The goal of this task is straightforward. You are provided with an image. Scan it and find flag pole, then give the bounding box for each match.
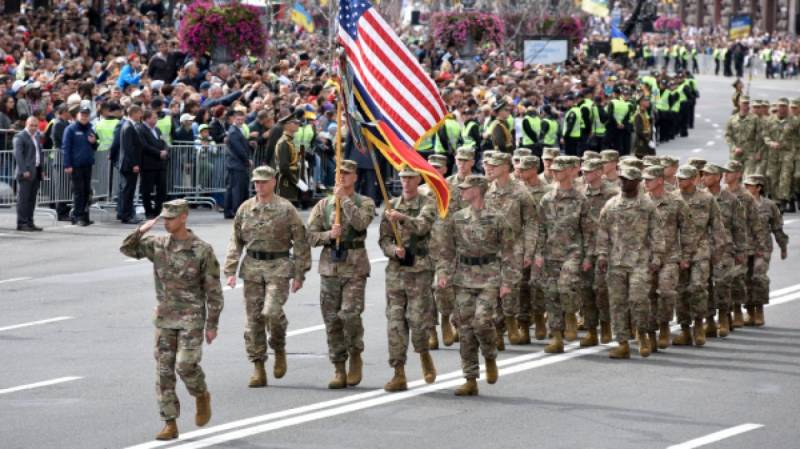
[365,138,403,247]
[334,84,343,249]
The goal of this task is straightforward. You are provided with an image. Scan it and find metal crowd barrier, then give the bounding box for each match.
[167,142,226,208]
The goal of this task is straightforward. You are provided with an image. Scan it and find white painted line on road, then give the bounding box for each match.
[705,141,715,146]
[692,149,703,153]
[704,118,711,123]
[223,283,243,292]
[125,283,800,449]
[370,257,388,263]
[712,123,720,128]
[0,376,82,395]
[783,219,797,225]
[0,316,74,333]
[0,277,33,285]
[286,325,326,337]
[666,423,763,449]
[125,259,147,263]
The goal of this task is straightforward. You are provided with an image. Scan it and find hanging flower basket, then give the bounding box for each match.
[178,0,267,60]
[501,14,585,45]
[430,12,505,48]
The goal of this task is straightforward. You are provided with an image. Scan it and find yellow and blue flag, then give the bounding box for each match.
[610,25,628,54]
[290,3,315,33]
[581,0,609,17]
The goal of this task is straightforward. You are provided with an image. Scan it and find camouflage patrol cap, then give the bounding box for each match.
[456,146,476,160]
[776,97,790,106]
[458,174,489,192]
[676,165,699,179]
[518,155,540,171]
[600,149,620,162]
[660,155,680,167]
[642,165,664,180]
[160,199,189,218]
[485,152,512,166]
[743,174,766,186]
[251,165,276,182]
[582,150,600,161]
[428,154,448,168]
[619,166,642,181]
[340,159,358,173]
[542,147,561,160]
[563,155,582,168]
[700,163,729,175]
[642,155,661,166]
[725,160,743,173]
[791,98,800,107]
[687,157,707,170]
[513,148,533,160]
[619,156,645,170]
[550,156,571,171]
[739,95,750,104]
[482,150,497,161]
[581,158,604,172]
[398,166,421,177]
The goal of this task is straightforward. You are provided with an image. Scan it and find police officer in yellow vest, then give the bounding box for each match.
[606,87,632,156]
[484,101,513,154]
[461,109,482,153]
[656,80,674,143]
[96,103,122,152]
[275,116,302,203]
[520,104,542,156]
[560,93,583,157]
[152,98,173,145]
[433,117,462,173]
[540,105,559,153]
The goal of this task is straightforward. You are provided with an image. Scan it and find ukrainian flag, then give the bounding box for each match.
[290,3,315,33]
[610,25,628,54]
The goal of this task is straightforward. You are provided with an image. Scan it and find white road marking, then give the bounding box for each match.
[0,376,82,395]
[125,259,147,263]
[692,149,703,153]
[783,219,797,225]
[286,325,326,337]
[705,141,715,146]
[124,283,800,449]
[712,123,720,128]
[704,118,711,123]
[0,277,33,285]
[666,423,763,449]
[369,257,388,263]
[0,316,74,333]
[222,283,243,291]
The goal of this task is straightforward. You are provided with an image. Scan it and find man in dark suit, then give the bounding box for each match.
[13,117,44,231]
[223,110,252,218]
[136,109,169,218]
[118,105,144,224]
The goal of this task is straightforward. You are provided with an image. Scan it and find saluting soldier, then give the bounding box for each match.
[379,167,438,392]
[437,175,519,396]
[120,200,224,441]
[223,166,311,388]
[307,160,375,389]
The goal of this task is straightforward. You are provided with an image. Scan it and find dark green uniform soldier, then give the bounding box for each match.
[275,116,302,202]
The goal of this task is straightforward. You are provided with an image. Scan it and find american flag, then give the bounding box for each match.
[337,0,448,148]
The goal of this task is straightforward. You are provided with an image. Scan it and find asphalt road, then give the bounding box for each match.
[1,74,800,449]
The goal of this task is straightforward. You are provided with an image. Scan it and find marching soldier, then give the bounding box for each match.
[600,149,620,185]
[660,155,680,192]
[540,147,561,184]
[120,200,224,441]
[764,98,799,212]
[535,156,594,353]
[379,167,438,392]
[421,153,448,349]
[223,166,311,387]
[307,160,376,389]
[725,97,759,175]
[597,166,665,358]
[437,175,519,396]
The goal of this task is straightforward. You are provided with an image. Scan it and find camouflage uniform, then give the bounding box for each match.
[578,161,619,332]
[307,189,375,364]
[745,178,788,306]
[724,105,759,175]
[433,171,470,323]
[379,191,437,367]
[120,202,224,422]
[223,191,311,364]
[763,105,797,201]
[752,100,771,177]
[522,175,553,323]
[596,175,665,342]
[437,176,520,379]
[535,165,594,334]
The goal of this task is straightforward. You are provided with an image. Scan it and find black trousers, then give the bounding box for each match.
[140,169,167,218]
[71,165,92,221]
[563,137,581,157]
[224,169,250,218]
[119,171,139,221]
[16,169,40,226]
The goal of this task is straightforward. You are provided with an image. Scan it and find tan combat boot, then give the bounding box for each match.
[639,332,651,358]
[441,315,455,347]
[544,330,564,354]
[505,317,522,345]
[384,365,408,392]
[755,305,765,326]
[658,323,671,349]
[248,360,267,388]
[517,319,531,345]
[496,332,506,351]
[420,351,436,384]
[744,305,756,326]
[564,313,578,341]
[579,328,599,347]
[347,351,363,386]
[732,305,745,328]
[273,351,287,379]
[328,362,347,389]
[428,328,439,350]
[155,420,178,441]
[195,391,211,427]
[672,326,693,346]
[485,357,498,384]
[600,321,612,344]
[693,319,706,346]
[704,316,717,339]
[648,331,658,354]
[533,312,547,340]
[609,341,631,359]
[718,313,730,337]
[454,377,479,396]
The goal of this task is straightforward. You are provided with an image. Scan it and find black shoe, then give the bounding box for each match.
[78,220,92,227]
[57,215,72,222]
[121,218,143,224]
[31,225,43,231]
[17,224,39,232]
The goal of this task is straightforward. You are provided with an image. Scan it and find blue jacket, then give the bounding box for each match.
[62,122,97,168]
[225,125,251,172]
[117,64,142,90]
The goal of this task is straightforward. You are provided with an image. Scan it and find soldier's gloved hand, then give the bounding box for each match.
[291,278,303,293]
[394,246,406,259]
[226,275,237,288]
[581,260,592,272]
[139,216,159,234]
[330,223,343,239]
[533,257,544,272]
[523,258,533,268]
[437,276,447,289]
[680,260,690,270]
[597,257,608,274]
[499,285,512,299]
[205,329,217,344]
